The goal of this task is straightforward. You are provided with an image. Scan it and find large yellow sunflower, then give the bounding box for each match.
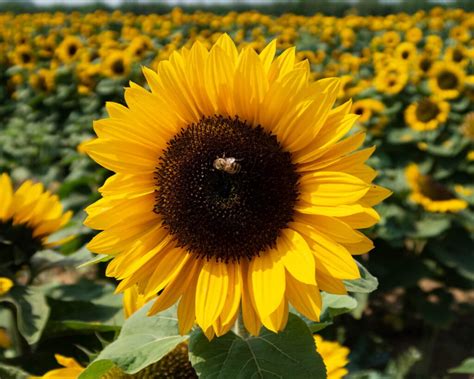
[0,173,72,264]
[428,61,465,100]
[83,35,390,338]
[314,335,350,379]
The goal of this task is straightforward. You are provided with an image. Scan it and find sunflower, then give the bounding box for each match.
[101,50,132,78]
[83,35,390,338]
[444,45,470,67]
[314,335,350,379]
[29,68,55,93]
[374,61,408,95]
[0,277,13,295]
[428,61,465,100]
[395,42,417,63]
[404,97,450,131]
[0,173,72,267]
[32,355,84,379]
[405,164,467,213]
[56,36,83,63]
[12,44,35,68]
[351,99,385,124]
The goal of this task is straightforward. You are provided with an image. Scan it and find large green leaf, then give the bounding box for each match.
[78,302,187,378]
[189,313,327,379]
[449,357,474,374]
[1,286,50,345]
[344,261,379,293]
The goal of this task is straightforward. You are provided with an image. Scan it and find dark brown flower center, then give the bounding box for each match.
[154,115,299,262]
[437,70,459,90]
[419,176,454,201]
[0,219,43,269]
[111,59,125,75]
[415,99,440,123]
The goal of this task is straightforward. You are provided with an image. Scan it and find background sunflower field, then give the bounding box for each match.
[0,1,473,378]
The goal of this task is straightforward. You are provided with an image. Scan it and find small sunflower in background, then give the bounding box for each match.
[314,335,350,379]
[351,99,385,124]
[12,44,35,69]
[101,50,132,78]
[0,277,14,296]
[56,36,83,64]
[0,173,72,269]
[405,164,468,213]
[374,61,408,95]
[31,355,84,379]
[83,35,390,338]
[428,61,465,100]
[29,68,55,93]
[404,97,450,131]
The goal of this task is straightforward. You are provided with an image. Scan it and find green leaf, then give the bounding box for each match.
[189,313,327,379]
[344,261,379,293]
[449,357,474,374]
[2,286,50,345]
[79,302,187,378]
[0,363,30,379]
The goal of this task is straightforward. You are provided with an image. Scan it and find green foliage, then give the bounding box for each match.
[189,313,327,379]
[449,357,474,374]
[1,286,49,345]
[79,302,187,378]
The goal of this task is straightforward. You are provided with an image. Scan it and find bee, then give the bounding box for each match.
[213,155,242,174]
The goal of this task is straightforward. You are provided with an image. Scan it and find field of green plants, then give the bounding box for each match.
[0,5,473,379]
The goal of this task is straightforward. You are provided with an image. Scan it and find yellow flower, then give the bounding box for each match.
[454,185,474,197]
[56,36,83,63]
[83,35,390,339]
[0,277,13,295]
[404,97,450,131]
[395,42,417,63]
[12,44,35,68]
[382,31,401,49]
[428,61,466,100]
[314,335,350,379]
[351,99,385,124]
[0,173,72,260]
[101,50,132,78]
[29,69,55,93]
[31,355,84,379]
[405,164,467,213]
[405,27,423,44]
[444,45,470,67]
[374,61,408,95]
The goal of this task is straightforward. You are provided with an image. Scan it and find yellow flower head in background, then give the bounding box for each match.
[404,97,450,131]
[0,277,14,295]
[0,173,72,261]
[428,61,466,100]
[405,164,468,213]
[314,335,350,379]
[83,35,390,339]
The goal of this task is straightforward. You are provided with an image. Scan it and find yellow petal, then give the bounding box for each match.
[195,261,229,331]
[279,228,316,285]
[0,173,13,221]
[249,249,286,317]
[286,274,322,321]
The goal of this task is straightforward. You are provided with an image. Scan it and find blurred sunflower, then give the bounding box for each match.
[405,164,467,213]
[404,97,450,131]
[351,99,385,124]
[29,68,55,93]
[429,61,465,99]
[56,36,83,63]
[374,61,408,95]
[444,45,470,67]
[0,173,72,267]
[314,335,350,379]
[84,35,390,338]
[12,44,35,68]
[101,50,131,78]
[395,42,417,62]
[0,277,14,295]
